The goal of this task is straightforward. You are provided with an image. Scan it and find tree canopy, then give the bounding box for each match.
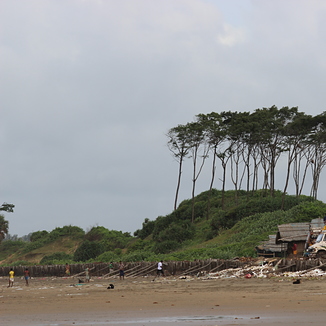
[167,106,326,216]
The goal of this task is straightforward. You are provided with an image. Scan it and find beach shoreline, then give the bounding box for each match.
[1,275,326,325]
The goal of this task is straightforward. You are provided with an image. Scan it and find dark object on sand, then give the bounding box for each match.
[293,279,301,284]
[78,279,84,283]
[107,284,114,289]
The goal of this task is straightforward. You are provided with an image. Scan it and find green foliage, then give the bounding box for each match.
[152,214,175,239]
[9,260,32,267]
[73,240,105,262]
[0,240,26,252]
[131,189,322,257]
[30,230,49,242]
[22,225,85,254]
[134,218,155,239]
[1,190,325,263]
[48,225,85,241]
[85,226,111,241]
[153,240,181,254]
[85,226,132,251]
[174,199,192,220]
[127,238,153,253]
[0,214,9,241]
[0,240,26,261]
[290,200,326,222]
[210,194,313,232]
[22,237,49,253]
[122,250,151,262]
[95,251,120,263]
[40,252,73,265]
[154,221,195,243]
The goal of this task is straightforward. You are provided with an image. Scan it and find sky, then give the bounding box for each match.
[1,0,326,237]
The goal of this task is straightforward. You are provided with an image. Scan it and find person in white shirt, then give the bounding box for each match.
[157,260,165,277]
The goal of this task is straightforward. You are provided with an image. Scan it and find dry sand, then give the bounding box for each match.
[1,274,326,325]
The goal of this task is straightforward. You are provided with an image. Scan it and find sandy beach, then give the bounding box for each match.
[1,274,326,325]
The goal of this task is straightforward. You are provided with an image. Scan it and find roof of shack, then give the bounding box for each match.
[276,222,310,243]
[256,235,287,252]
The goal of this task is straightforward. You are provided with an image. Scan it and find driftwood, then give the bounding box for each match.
[181,262,204,275]
[102,263,139,278]
[128,263,156,277]
[275,264,296,272]
[209,262,226,273]
[71,267,95,278]
[299,262,326,276]
[181,260,212,275]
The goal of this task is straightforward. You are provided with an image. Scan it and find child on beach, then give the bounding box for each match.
[65,263,71,276]
[119,261,125,280]
[24,268,30,286]
[85,267,90,283]
[8,268,14,287]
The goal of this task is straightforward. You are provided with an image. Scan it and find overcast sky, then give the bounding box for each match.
[1,0,326,237]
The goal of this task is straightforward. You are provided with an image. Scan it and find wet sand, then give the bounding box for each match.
[1,275,326,325]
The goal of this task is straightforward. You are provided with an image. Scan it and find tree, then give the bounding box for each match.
[254,106,287,196]
[309,112,326,199]
[224,111,251,203]
[166,107,326,222]
[196,112,225,218]
[0,202,14,242]
[0,215,9,241]
[281,109,312,208]
[0,203,15,212]
[167,124,191,211]
[187,121,210,222]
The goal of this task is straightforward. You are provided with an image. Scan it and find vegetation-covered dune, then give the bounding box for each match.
[1,189,325,266]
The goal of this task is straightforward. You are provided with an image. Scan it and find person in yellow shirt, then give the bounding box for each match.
[8,268,14,287]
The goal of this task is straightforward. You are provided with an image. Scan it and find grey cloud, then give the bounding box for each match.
[1,0,326,236]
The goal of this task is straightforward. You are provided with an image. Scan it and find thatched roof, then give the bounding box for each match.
[276,222,310,243]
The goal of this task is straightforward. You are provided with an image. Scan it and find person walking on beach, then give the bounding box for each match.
[119,261,125,280]
[157,260,165,277]
[8,268,14,287]
[24,268,30,286]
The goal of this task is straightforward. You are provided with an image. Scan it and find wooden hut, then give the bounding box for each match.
[256,235,287,257]
[275,222,310,256]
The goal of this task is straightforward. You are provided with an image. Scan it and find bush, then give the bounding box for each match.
[73,240,105,262]
[0,240,26,252]
[153,240,181,254]
[154,221,195,243]
[152,214,176,239]
[40,252,73,265]
[49,225,85,241]
[30,230,49,242]
[122,250,150,262]
[127,238,152,252]
[85,226,110,241]
[134,218,155,239]
[95,251,119,263]
[22,238,48,253]
[210,210,227,231]
[86,227,132,251]
[9,260,31,267]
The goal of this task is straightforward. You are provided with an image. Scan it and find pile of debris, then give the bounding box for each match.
[179,259,326,279]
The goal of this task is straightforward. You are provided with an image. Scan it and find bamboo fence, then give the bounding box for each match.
[0,258,325,278]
